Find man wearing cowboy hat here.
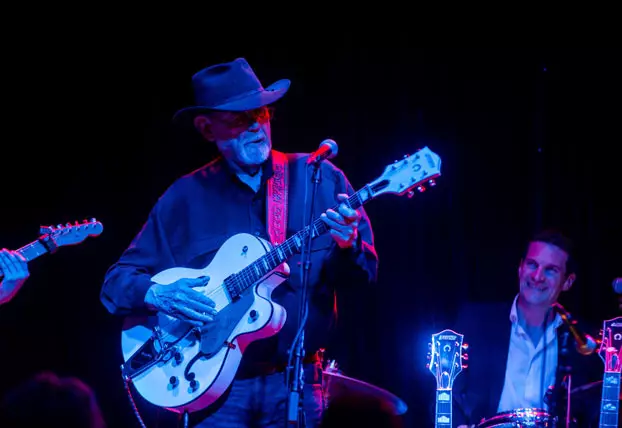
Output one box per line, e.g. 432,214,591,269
100,57,378,427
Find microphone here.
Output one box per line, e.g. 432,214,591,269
613,278,622,294
552,302,600,356
307,139,338,165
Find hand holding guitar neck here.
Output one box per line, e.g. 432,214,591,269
0,249,30,304
0,218,103,305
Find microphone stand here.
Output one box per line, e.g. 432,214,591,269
286,159,322,427
549,303,579,428
547,328,573,428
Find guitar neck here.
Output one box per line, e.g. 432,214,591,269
0,240,49,280
224,185,372,299
599,372,621,428
435,389,453,428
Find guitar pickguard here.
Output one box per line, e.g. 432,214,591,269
199,290,255,357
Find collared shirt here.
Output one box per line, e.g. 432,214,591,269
497,294,562,412
100,151,378,377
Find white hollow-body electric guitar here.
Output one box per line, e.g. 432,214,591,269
120,147,442,414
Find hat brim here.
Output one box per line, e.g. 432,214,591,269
172,79,290,125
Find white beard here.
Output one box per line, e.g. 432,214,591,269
239,141,271,166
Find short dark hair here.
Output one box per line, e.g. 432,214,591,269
525,229,576,275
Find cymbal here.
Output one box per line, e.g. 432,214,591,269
322,370,408,415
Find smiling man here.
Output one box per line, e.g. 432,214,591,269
443,230,604,428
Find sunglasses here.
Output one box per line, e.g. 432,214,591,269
218,106,274,129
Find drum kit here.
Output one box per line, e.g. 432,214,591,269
447,380,622,427
319,359,616,427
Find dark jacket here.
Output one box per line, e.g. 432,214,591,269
435,299,605,427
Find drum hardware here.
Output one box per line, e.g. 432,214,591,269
477,407,554,427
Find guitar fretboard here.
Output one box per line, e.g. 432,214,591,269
435,389,452,428
599,372,620,428
0,240,49,279
223,185,372,299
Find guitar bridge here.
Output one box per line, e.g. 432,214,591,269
121,330,167,380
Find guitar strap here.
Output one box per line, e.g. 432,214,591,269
266,150,289,246
266,151,339,327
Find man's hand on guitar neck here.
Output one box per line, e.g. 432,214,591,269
0,249,30,305
320,193,362,249
144,276,217,326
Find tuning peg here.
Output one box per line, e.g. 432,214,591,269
57,224,63,229
39,226,52,235
462,353,469,360
462,343,469,350
427,342,432,349
428,179,436,187
425,363,430,369
462,363,468,369
417,185,425,192
407,190,415,198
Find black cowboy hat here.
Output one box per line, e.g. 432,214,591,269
172,57,290,123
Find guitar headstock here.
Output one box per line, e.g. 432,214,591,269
39,218,104,247
598,316,622,373
427,329,468,390
368,146,442,198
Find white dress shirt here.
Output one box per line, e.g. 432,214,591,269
497,295,562,413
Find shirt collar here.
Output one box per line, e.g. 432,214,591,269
218,151,275,182
509,293,563,328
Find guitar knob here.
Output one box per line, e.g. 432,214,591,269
174,351,183,364
189,379,199,390
169,376,178,386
